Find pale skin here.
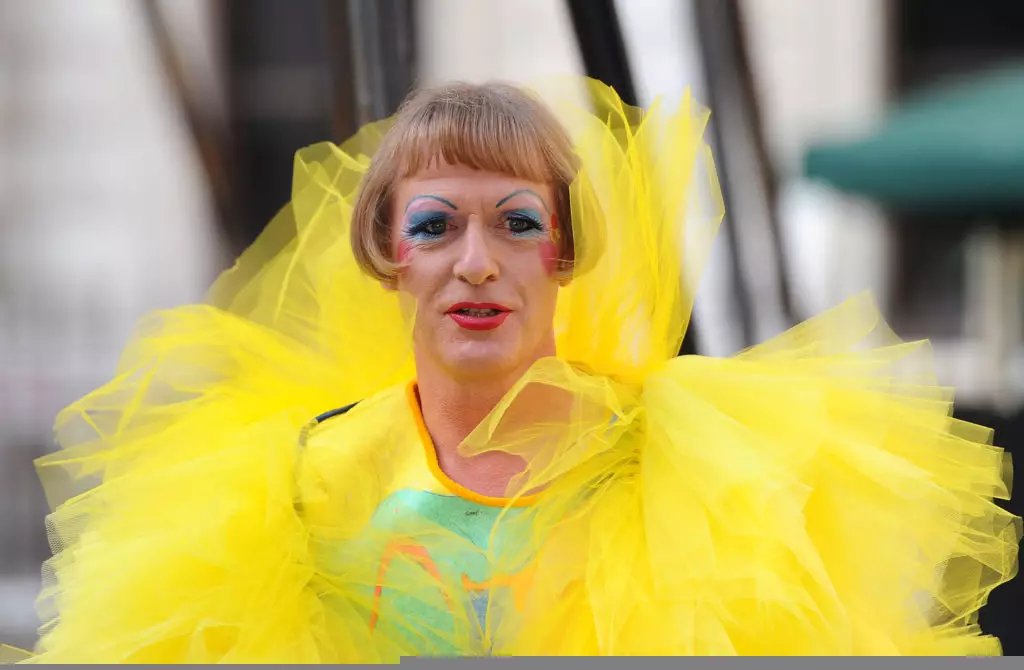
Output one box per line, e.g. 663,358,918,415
386,161,564,498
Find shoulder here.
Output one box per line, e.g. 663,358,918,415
303,382,413,447
298,381,418,483
296,381,422,532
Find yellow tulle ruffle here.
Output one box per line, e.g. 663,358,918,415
10,79,1019,662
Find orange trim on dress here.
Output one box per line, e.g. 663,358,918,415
404,381,539,508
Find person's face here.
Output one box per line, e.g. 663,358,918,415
390,161,562,382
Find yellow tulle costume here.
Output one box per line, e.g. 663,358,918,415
4,80,1020,662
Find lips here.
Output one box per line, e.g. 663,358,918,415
445,302,511,331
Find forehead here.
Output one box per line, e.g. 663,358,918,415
395,161,553,204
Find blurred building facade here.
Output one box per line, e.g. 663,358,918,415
0,0,224,648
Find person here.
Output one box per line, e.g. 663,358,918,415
4,79,1019,662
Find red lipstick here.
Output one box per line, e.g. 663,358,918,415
445,302,511,331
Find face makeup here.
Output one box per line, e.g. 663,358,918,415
396,240,413,265
389,164,561,379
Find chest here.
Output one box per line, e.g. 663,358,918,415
360,489,533,654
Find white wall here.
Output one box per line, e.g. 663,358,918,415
740,0,893,319
0,0,224,646
416,0,585,86
0,0,224,435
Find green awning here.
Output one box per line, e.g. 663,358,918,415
804,64,1024,215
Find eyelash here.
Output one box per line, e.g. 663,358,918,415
404,215,450,240
402,211,546,241
505,211,545,236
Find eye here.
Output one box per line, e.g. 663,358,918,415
421,218,448,236
405,214,451,239
505,210,544,236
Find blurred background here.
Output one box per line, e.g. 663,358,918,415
1,0,1022,654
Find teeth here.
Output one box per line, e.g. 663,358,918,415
458,308,500,316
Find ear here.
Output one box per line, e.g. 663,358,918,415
380,277,398,292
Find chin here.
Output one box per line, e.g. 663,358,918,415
443,342,523,379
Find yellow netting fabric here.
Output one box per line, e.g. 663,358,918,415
8,79,1017,662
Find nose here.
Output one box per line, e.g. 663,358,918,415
453,217,499,285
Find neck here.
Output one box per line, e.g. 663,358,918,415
414,338,555,498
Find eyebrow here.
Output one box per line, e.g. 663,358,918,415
494,189,550,213
404,194,458,212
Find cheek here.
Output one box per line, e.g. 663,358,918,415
393,249,444,302
396,240,412,265
539,241,558,277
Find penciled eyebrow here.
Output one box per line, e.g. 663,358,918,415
404,194,458,212
494,189,550,214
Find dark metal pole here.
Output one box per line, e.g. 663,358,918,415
693,0,765,349
729,0,796,324
564,0,638,105
140,0,239,251
323,0,359,142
